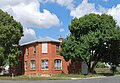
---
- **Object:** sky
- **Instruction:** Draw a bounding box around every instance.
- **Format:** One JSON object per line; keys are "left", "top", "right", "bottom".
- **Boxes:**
{"left": 0, "top": 0, "right": 120, "bottom": 44}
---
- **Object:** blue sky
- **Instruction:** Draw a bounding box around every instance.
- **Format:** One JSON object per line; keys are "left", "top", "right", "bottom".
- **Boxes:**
{"left": 36, "top": 2, "right": 72, "bottom": 38}
{"left": 0, "top": 0, "right": 120, "bottom": 44}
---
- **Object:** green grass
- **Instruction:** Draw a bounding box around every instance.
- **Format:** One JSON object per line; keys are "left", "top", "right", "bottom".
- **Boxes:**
{"left": 0, "top": 73, "right": 120, "bottom": 80}
{"left": 0, "top": 68, "right": 120, "bottom": 80}
{"left": 53, "top": 74, "right": 99, "bottom": 78}
{"left": 52, "top": 73, "right": 115, "bottom": 78}
{"left": 0, "top": 75, "right": 71, "bottom": 80}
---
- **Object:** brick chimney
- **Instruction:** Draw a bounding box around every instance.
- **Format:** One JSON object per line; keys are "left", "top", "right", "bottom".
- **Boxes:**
{"left": 58, "top": 37, "right": 63, "bottom": 41}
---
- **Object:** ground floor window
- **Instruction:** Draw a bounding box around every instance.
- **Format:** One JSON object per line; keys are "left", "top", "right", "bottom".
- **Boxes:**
{"left": 25, "top": 61, "right": 28, "bottom": 71}
{"left": 54, "top": 59, "right": 62, "bottom": 70}
{"left": 30, "top": 60, "right": 36, "bottom": 70}
{"left": 42, "top": 60, "right": 48, "bottom": 70}
{"left": 72, "top": 62, "right": 75, "bottom": 69}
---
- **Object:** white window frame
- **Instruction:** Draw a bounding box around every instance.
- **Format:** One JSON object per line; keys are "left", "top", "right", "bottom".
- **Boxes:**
{"left": 41, "top": 60, "right": 49, "bottom": 70}
{"left": 54, "top": 59, "right": 62, "bottom": 70}
{"left": 30, "top": 60, "right": 36, "bottom": 70}
{"left": 25, "top": 61, "right": 28, "bottom": 71}
{"left": 26, "top": 48, "right": 28, "bottom": 55}
{"left": 42, "top": 43, "right": 48, "bottom": 53}
{"left": 56, "top": 45, "right": 59, "bottom": 53}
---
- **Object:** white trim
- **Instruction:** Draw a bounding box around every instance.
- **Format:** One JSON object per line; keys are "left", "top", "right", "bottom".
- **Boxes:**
{"left": 41, "top": 60, "right": 49, "bottom": 70}
{"left": 54, "top": 59, "right": 62, "bottom": 70}
{"left": 42, "top": 43, "right": 48, "bottom": 53}
{"left": 20, "top": 37, "right": 61, "bottom": 46}
{"left": 30, "top": 60, "right": 36, "bottom": 70}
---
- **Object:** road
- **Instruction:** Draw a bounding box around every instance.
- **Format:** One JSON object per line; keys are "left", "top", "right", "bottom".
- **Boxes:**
{"left": 0, "top": 76, "right": 120, "bottom": 83}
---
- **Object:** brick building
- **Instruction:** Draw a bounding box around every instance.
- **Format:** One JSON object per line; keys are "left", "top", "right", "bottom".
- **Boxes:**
{"left": 18, "top": 37, "right": 82, "bottom": 75}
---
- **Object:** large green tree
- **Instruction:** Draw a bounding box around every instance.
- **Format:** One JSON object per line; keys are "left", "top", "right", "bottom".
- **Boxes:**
{"left": 60, "top": 14, "right": 120, "bottom": 73}
{"left": 0, "top": 9, "right": 23, "bottom": 69}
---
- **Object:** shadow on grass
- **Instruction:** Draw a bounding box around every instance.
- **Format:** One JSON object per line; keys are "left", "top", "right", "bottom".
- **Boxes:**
{"left": 97, "top": 70, "right": 120, "bottom": 76}
{"left": 98, "top": 73, "right": 114, "bottom": 76}
{"left": 0, "top": 74, "right": 11, "bottom": 77}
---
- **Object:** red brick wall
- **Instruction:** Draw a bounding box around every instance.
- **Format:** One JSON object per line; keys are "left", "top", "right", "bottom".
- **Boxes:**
{"left": 20, "top": 42, "right": 82, "bottom": 75}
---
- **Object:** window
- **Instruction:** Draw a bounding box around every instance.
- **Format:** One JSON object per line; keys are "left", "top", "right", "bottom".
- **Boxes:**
{"left": 41, "top": 60, "right": 48, "bottom": 70}
{"left": 26, "top": 48, "right": 28, "bottom": 55}
{"left": 33, "top": 45, "right": 36, "bottom": 54}
{"left": 21, "top": 51, "right": 24, "bottom": 56}
{"left": 30, "top": 60, "right": 36, "bottom": 70}
{"left": 56, "top": 45, "right": 59, "bottom": 53}
{"left": 42, "top": 43, "right": 48, "bottom": 53}
{"left": 25, "top": 61, "right": 27, "bottom": 71}
{"left": 54, "top": 59, "right": 62, "bottom": 70}
{"left": 72, "top": 62, "right": 75, "bottom": 69}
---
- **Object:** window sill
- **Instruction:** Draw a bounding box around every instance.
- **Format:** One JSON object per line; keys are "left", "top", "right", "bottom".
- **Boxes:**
{"left": 30, "top": 69, "right": 36, "bottom": 71}
{"left": 33, "top": 53, "right": 36, "bottom": 55}
{"left": 42, "top": 53, "right": 48, "bottom": 54}
{"left": 54, "top": 69, "right": 62, "bottom": 70}
{"left": 41, "top": 69, "right": 49, "bottom": 70}
{"left": 25, "top": 57, "right": 28, "bottom": 59}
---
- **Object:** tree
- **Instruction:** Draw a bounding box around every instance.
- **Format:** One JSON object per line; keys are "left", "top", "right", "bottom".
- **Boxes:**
{"left": 0, "top": 47, "right": 4, "bottom": 63}
{"left": 102, "top": 40, "right": 120, "bottom": 74}
{"left": 60, "top": 13, "right": 120, "bottom": 73}
{"left": 0, "top": 9, "right": 23, "bottom": 71}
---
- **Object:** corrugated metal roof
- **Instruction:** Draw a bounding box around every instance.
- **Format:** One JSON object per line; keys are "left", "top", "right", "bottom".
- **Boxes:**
{"left": 20, "top": 37, "right": 61, "bottom": 46}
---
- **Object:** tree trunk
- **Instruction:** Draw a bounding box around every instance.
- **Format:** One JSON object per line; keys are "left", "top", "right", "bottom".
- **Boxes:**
{"left": 85, "top": 60, "right": 98, "bottom": 74}
{"left": 0, "top": 66, "right": 4, "bottom": 73}
{"left": 111, "top": 64, "right": 116, "bottom": 75}
{"left": 88, "top": 67, "right": 96, "bottom": 74}
{"left": 85, "top": 60, "right": 96, "bottom": 74}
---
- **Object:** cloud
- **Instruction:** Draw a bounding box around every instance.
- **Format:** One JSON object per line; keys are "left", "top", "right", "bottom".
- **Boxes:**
{"left": 102, "top": 0, "right": 109, "bottom": 2}
{"left": 70, "top": 0, "right": 97, "bottom": 18}
{"left": 60, "top": 28, "right": 65, "bottom": 33}
{"left": 70, "top": 0, "right": 120, "bottom": 28}
{"left": 0, "top": 0, "right": 60, "bottom": 28}
{"left": 39, "top": 0, "right": 74, "bottom": 10}
{"left": 98, "top": 5, "right": 108, "bottom": 13}
{"left": 70, "top": 0, "right": 120, "bottom": 27}
{"left": 19, "top": 28, "right": 37, "bottom": 44}
{"left": 0, "top": 0, "right": 27, "bottom": 7}
{"left": 107, "top": 4, "right": 120, "bottom": 26}
{"left": 70, "top": 0, "right": 107, "bottom": 18}
{"left": 0, "top": 0, "right": 61, "bottom": 44}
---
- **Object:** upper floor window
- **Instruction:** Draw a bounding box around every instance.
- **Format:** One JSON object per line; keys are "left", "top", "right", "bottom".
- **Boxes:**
{"left": 26, "top": 48, "right": 28, "bottom": 55}
{"left": 54, "top": 59, "right": 62, "bottom": 70}
{"left": 33, "top": 45, "right": 36, "bottom": 54}
{"left": 56, "top": 45, "right": 59, "bottom": 53}
{"left": 21, "top": 51, "right": 24, "bottom": 56}
{"left": 30, "top": 60, "right": 36, "bottom": 70}
{"left": 41, "top": 60, "right": 48, "bottom": 70}
{"left": 42, "top": 43, "right": 48, "bottom": 53}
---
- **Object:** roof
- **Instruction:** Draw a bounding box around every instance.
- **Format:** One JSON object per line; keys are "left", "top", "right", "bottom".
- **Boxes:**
{"left": 20, "top": 37, "right": 61, "bottom": 46}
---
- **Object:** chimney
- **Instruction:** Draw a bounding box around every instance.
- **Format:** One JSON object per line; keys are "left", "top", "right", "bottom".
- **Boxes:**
{"left": 58, "top": 37, "right": 63, "bottom": 41}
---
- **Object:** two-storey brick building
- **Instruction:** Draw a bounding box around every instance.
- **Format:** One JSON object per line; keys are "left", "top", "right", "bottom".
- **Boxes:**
{"left": 18, "top": 37, "right": 82, "bottom": 75}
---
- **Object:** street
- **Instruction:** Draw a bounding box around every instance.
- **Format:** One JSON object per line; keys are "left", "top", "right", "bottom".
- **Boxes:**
{"left": 0, "top": 76, "right": 120, "bottom": 83}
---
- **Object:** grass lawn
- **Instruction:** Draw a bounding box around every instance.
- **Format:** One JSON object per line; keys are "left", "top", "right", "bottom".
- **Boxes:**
{"left": 0, "top": 68, "right": 120, "bottom": 80}
{"left": 0, "top": 75, "right": 71, "bottom": 80}
{"left": 0, "top": 73, "right": 120, "bottom": 80}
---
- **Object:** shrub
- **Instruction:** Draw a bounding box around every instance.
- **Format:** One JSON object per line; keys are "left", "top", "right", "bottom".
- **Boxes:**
{"left": 96, "top": 62, "right": 109, "bottom": 68}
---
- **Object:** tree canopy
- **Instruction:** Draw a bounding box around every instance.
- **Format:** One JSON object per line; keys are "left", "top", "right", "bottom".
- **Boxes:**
{"left": 0, "top": 9, "right": 23, "bottom": 68}
{"left": 60, "top": 13, "right": 120, "bottom": 73}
